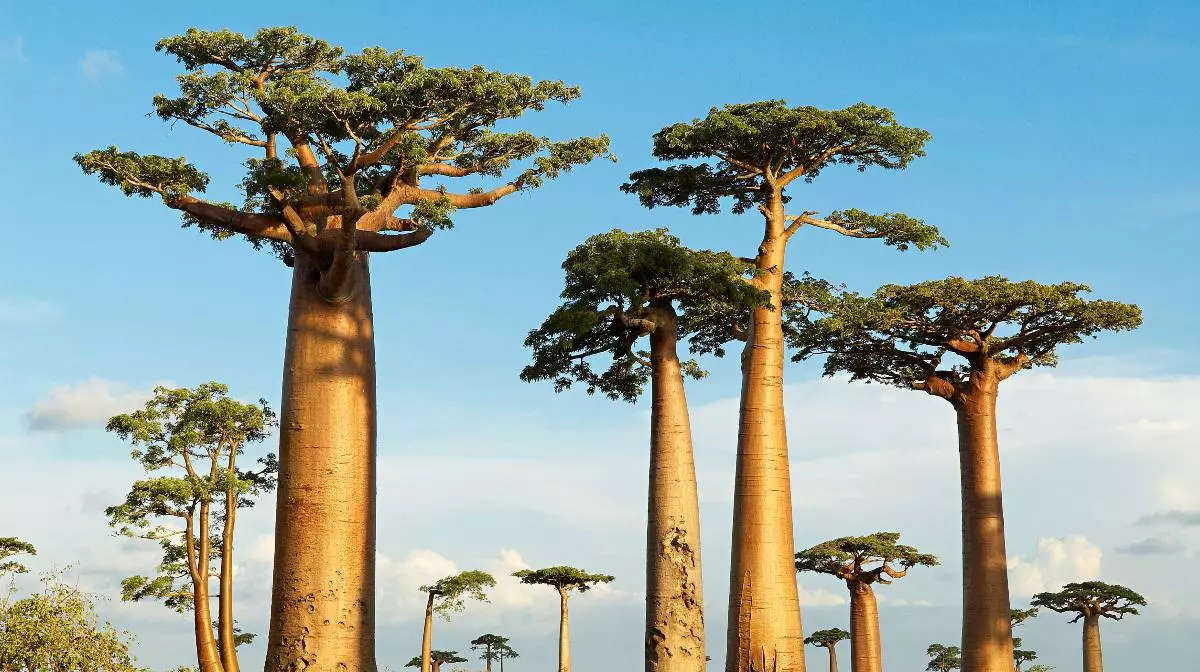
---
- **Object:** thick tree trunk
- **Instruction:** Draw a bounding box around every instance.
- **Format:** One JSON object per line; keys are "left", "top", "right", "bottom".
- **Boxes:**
{"left": 1082, "top": 614, "right": 1103, "bottom": 672}
{"left": 421, "top": 592, "right": 435, "bottom": 672}
{"left": 194, "top": 505, "right": 224, "bottom": 672}
{"left": 264, "top": 252, "right": 378, "bottom": 672}
{"left": 848, "top": 582, "right": 881, "bottom": 672}
{"left": 955, "top": 378, "right": 1013, "bottom": 672}
{"left": 726, "top": 210, "right": 804, "bottom": 672}
{"left": 559, "top": 588, "right": 571, "bottom": 672}
{"left": 219, "top": 455, "right": 240, "bottom": 672}
{"left": 646, "top": 302, "right": 707, "bottom": 672}
{"left": 828, "top": 645, "right": 838, "bottom": 672}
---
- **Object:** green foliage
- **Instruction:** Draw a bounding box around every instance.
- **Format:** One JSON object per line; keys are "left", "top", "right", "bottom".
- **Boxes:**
{"left": 0, "top": 537, "right": 36, "bottom": 577}
{"left": 420, "top": 570, "right": 496, "bottom": 620}
{"left": 803, "top": 627, "right": 850, "bottom": 648}
{"left": 1010, "top": 607, "right": 1039, "bottom": 628}
{"left": 819, "top": 209, "right": 947, "bottom": 251}
{"left": 790, "top": 276, "right": 1143, "bottom": 394}
{"left": 470, "top": 634, "right": 511, "bottom": 664}
{"left": 521, "top": 228, "right": 771, "bottom": 401}
{"left": 925, "top": 643, "right": 961, "bottom": 671}
{"left": 74, "top": 147, "right": 209, "bottom": 202}
{"left": 1026, "top": 666, "right": 1055, "bottom": 672}
{"left": 795, "top": 532, "right": 938, "bottom": 584}
{"left": 1013, "top": 642, "right": 1038, "bottom": 669}
{"left": 512, "top": 566, "right": 614, "bottom": 593}
{"left": 0, "top": 568, "right": 144, "bottom": 671}
{"left": 494, "top": 641, "right": 519, "bottom": 662}
{"left": 1031, "top": 581, "right": 1147, "bottom": 623}
{"left": 104, "top": 382, "right": 277, "bottom": 614}
{"left": 405, "top": 651, "right": 467, "bottom": 668}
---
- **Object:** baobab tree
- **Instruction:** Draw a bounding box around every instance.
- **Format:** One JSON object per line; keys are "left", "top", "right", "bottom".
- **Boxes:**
{"left": 495, "top": 641, "right": 520, "bottom": 672}
{"left": 523, "top": 228, "right": 772, "bottom": 672}
{"left": 470, "top": 634, "right": 510, "bottom": 672}
{"left": 791, "top": 277, "right": 1141, "bottom": 670}
{"left": 795, "top": 533, "right": 938, "bottom": 672}
{"left": 1010, "top": 608, "right": 1040, "bottom": 672}
{"left": 105, "top": 383, "right": 276, "bottom": 672}
{"left": 622, "top": 100, "right": 942, "bottom": 672}
{"left": 74, "top": 26, "right": 610, "bottom": 671}
{"left": 1031, "top": 581, "right": 1145, "bottom": 672}
{"left": 514, "top": 566, "right": 614, "bottom": 672}
{"left": 418, "top": 571, "right": 495, "bottom": 672}
{"left": 803, "top": 628, "right": 849, "bottom": 672}
{"left": 404, "top": 651, "right": 466, "bottom": 672}
{"left": 0, "top": 538, "right": 35, "bottom": 577}
{"left": 925, "top": 644, "right": 961, "bottom": 672}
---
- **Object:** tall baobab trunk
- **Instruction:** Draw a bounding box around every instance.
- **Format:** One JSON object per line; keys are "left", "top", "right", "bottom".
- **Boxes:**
{"left": 827, "top": 645, "right": 839, "bottom": 672}
{"left": 1082, "top": 614, "right": 1103, "bottom": 672}
{"left": 190, "top": 506, "right": 224, "bottom": 672}
{"left": 265, "top": 252, "right": 378, "bottom": 672}
{"left": 420, "top": 592, "right": 435, "bottom": 672}
{"left": 558, "top": 587, "right": 571, "bottom": 672}
{"left": 955, "top": 372, "right": 1012, "bottom": 672}
{"left": 219, "top": 450, "right": 240, "bottom": 672}
{"left": 646, "top": 302, "right": 706, "bottom": 672}
{"left": 848, "top": 581, "right": 881, "bottom": 672}
{"left": 726, "top": 199, "right": 804, "bottom": 672}
{"left": 484, "top": 647, "right": 493, "bottom": 672}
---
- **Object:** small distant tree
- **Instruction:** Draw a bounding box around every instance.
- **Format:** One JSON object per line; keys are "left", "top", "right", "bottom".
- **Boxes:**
{"left": 924, "top": 644, "right": 960, "bottom": 672}
{"left": 791, "top": 277, "right": 1141, "bottom": 671}
{"left": 1011, "top": 607, "right": 1040, "bottom": 672}
{"left": 405, "top": 651, "right": 467, "bottom": 672}
{"left": 1032, "top": 581, "right": 1146, "bottom": 672}
{"left": 494, "top": 641, "right": 520, "bottom": 672}
{"left": 1026, "top": 666, "right": 1055, "bottom": 672}
{"left": 0, "top": 537, "right": 35, "bottom": 579}
{"left": 418, "top": 571, "right": 496, "bottom": 672}
{"left": 470, "top": 634, "right": 511, "bottom": 672}
{"left": 803, "top": 628, "right": 849, "bottom": 672}
{"left": 514, "top": 566, "right": 614, "bottom": 672}
{"left": 795, "top": 533, "right": 937, "bottom": 672}
{"left": 105, "top": 382, "right": 276, "bottom": 672}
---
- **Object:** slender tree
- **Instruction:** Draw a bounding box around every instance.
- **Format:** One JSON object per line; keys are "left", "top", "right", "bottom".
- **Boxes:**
{"left": 105, "top": 382, "right": 276, "bottom": 672}
{"left": 514, "top": 566, "right": 614, "bottom": 672}
{"left": 405, "top": 651, "right": 467, "bottom": 672}
{"left": 470, "top": 634, "right": 509, "bottom": 672}
{"left": 1031, "top": 581, "right": 1145, "bottom": 672}
{"left": 0, "top": 537, "right": 35, "bottom": 578}
{"left": 795, "top": 533, "right": 938, "bottom": 672}
{"left": 925, "top": 644, "right": 961, "bottom": 672}
{"left": 1010, "top": 608, "right": 1039, "bottom": 672}
{"left": 1025, "top": 666, "right": 1054, "bottom": 672}
{"left": 495, "top": 641, "right": 520, "bottom": 672}
{"left": 418, "top": 571, "right": 495, "bottom": 672}
{"left": 622, "top": 100, "right": 942, "bottom": 672}
{"left": 523, "top": 228, "right": 772, "bottom": 672}
{"left": 791, "top": 277, "right": 1142, "bottom": 671}
{"left": 803, "top": 628, "right": 849, "bottom": 672}
{"left": 75, "top": 27, "right": 610, "bottom": 671}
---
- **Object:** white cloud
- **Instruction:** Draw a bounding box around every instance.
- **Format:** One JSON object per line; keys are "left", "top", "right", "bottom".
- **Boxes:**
{"left": 0, "top": 296, "right": 57, "bottom": 326}
{"left": 797, "top": 581, "right": 846, "bottom": 607}
{"left": 24, "top": 378, "right": 166, "bottom": 431}
{"left": 1007, "top": 536, "right": 1102, "bottom": 596}
{"left": 79, "top": 50, "right": 123, "bottom": 81}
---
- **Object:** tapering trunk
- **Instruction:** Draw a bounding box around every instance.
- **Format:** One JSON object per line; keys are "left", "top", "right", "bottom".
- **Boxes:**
{"left": 726, "top": 205, "right": 804, "bottom": 672}
{"left": 193, "top": 505, "right": 224, "bottom": 672}
{"left": 559, "top": 588, "right": 571, "bottom": 672}
{"left": 265, "top": 252, "right": 378, "bottom": 672}
{"left": 500, "top": 655, "right": 505, "bottom": 672}
{"left": 847, "top": 581, "right": 881, "bottom": 672}
{"left": 955, "top": 377, "right": 1012, "bottom": 672}
{"left": 1082, "top": 614, "right": 1103, "bottom": 672}
{"left": 828, "top": 645, "right": 839, "bottom": 672}
{"left": 218, "top": 453, "right": 240, "bottom": 672}
{"left": 420, "top": 592, "right": 435, "bottom": 672}
{"left": 485, "top": 646, "right": 493, "bottom": 672}
{"left": 646, "top": 302, "right": 707, "bottom": 672}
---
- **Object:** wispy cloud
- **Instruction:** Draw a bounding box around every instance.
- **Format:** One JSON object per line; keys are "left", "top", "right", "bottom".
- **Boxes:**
{"left": 1116, "top": 535, "right": 1187, "bottom": 555}
{"left": 0, "top": 36, "right": 26, "bottom": 63}
{"left": 24, "top": 378, "right": 167, "bottom": 432}
{"left": 1136, "top": 510, "right": 1200, "bottom": 527}
{"left": 78, "top": 50, "right": 123, "bottom": 81}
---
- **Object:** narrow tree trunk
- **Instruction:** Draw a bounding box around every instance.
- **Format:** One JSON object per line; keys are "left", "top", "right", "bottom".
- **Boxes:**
{"left": 1082, "top": 614, "right": 1103, "bottom": 672}
{"left": 484, "top": 646, "right": 493, "bottom": 672}
{"left": 828, "top": 645, "right": 838, "bottom": 672}
{"left": 500, "top": 655, "right": 505, "bottom": 672}
{"left": 646, "top": 301, "right": 706, "bottom": 672}
{"left": 193, "top": 504, "right": 224, "bottom": 672}
{"left": 726, "top": 207, "right": 804, "bottom": 672}
{"left": 848, "top": 581, "right": 881, "bottom": 672}
{"left": 558, "top": 588, "right": 571, "bottom": 672}
{"left": 265, "top": 252, "right": 378, "bottom": 672}
{"left": 218, "top": 451, "right": 240, "bottom": 672}
{"left": 955, "top": 377, "right": 1012, "bottom": 672}
{"left": 420, "top": 592, "right": 435, "bottom": 672}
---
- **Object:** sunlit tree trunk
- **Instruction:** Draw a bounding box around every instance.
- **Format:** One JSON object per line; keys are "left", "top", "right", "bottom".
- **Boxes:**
{"left": 726, "top": 198, "right": 804, "bottom": 672}
{"left": 828, "top": 645, "right": 839, "bottom": 672}
{"left": 265, "top": 252, "right": 378, "bottom": 672}
{"left": 420, "top": 592, "right": 435, "bottom": 672}
{"left": 955, "top": 373, "right": 1012, "bottom": 672}
{"left": 646, "top": 301, "right": 706, "bottom": 672}
{"left": 848, "top": 581, "right": 881, "bottom": 672}
{"left": 558, "top": 587, "right": 571, "bottom": 672}
{"left": 1082, "top": 614, "right": 1103, "bottom": 672}
{"left": 191, "top": 506, "right": 224, "bottom": 672}
{"left": 219, "top": 450, "right": 240, "bottom": 672}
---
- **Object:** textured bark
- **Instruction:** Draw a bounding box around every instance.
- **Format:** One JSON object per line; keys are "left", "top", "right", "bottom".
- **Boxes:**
{"left": 558, "top": 588, "right": 571, "bottom": 672}
{"left": 848, "top": 582, "right": 881, "bottom": 672}
{"left": 955, "top": 375, "right": 1013, "bottom": 672}
{"left": 726, "top": 198, "right": 804, "bottom": 672}
{"left": 264, "top": 251, "right": 378, "bottom": 672}
{"left": 1082, "top": 614, "right": 1103, "bottom": 672}
{"left": 827, "top": 645, "right": 839, "bottom": 672}
{"left": 219, "top": 450, "right": 240, "bottom": 672}
{"left": 645, "top": 302, "right": 707, "bottom": 672}
{"left": 420, "top": 592, "right": 435, "bottom": 672}
{"left": 193, "top": 504, "right": 224, "bottom": 672}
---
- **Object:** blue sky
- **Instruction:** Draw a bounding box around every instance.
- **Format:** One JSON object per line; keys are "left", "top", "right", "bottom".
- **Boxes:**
{"left": 2, "top": 1, "right": 1199, "bottom": 670}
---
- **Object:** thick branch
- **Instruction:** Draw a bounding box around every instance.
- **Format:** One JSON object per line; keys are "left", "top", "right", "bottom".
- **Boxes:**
{"left": 353, "top": 227, "right": 435, "bottom": 252}
{"left": 175, "top": 197, "right": 294, "bottom": 242}
{"left": 912, "top": 373, "right": 959, "bottom": 400}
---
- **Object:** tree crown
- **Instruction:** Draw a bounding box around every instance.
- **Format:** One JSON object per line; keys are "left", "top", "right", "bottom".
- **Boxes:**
{"left": 512, "top": 566, "right": 614, "bottom": 593}
{"left": 925, "top": 643, "right": 961, "bottom": 671}
{"left": 795, "top": 532, "right": 938, "bottom": 585}
{"left": 1031, "top": 581, "right": 1146, "bottom": 623}
{"left": 405, "top": 651, "right": 466, "bottom": 667}
{"left": 420, "top": 570, "right": 496, "bottom": 619}
{"left": 0, "top": 537, "right": 36, "bottom": 577}
{"left": 790, "top": 276, "right": 1142, "bottom": 402}
{"left": 803, "top": 627, "right": 850, "bottom": 648}
{"left": 1010, "top": 607, "right": 1039, "bottom": 628}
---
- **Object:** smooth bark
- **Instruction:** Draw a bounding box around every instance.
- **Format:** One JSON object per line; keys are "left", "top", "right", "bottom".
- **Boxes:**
{"left": 645, "top": 302, "right": 707, "bottom": 672}
{"left": 1082, "top": 614, "right": 1103, "bottom": 672}
{"left": 558, "top": 588, "right": 571, "bottom": 672}
{"left": 191, "top": 504, "right": 223, "bottom": 672}
{"left": 219, "top": 449, "right": 239, "bottom": 672}
{"left": 420, "top": 593, "right": 435, "bottom": 672}
{"left": 264, "top": 251, "right": 378, "bottom": 672}
{"left": 726, "top": 196, "right": 804, "bottom": 672}
{"left": 827, "top": 645, "right": 839, "bottom": 672}
{"left": 954, "top": 373, "right": 1012, "bottom": 672}
{"left": 848, "top": 582, "right": 881, "bottom": 672}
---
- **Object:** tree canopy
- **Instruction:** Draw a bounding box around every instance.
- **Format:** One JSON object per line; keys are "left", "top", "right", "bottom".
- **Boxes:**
{"left": 1010, "top": 607, "right": 1039, "bottom": 628}
{"left": 789, "top": 276, "right": 1143, "bottom": 401}
{"left": 419, "top": 570, "right": 496, "bottom": 619}
{"left": 512, "top": 566, "right": 614, "bottom": 593}
{"left": 521, "top": 228, "right": 772, "bottom": 401}
{"left": 795, "top": 532, "right": 938, "bottom": 585}
{"left": 0, "top": 537, "right": 36, "bottom": 577}
{"left": 1031, "top": 581, "right": 1147, "bottom": 623}
{"left": 470, "top": 634, "right": 509, "bottom": 664}
{"left": 803, "top": 627, "right": 850, "bottom": 648}
{"left": 925, "top": 643, "right": 961, "bottom": 671}
{"left": 405, "top": 651, "right": 467, "bottom": 668}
